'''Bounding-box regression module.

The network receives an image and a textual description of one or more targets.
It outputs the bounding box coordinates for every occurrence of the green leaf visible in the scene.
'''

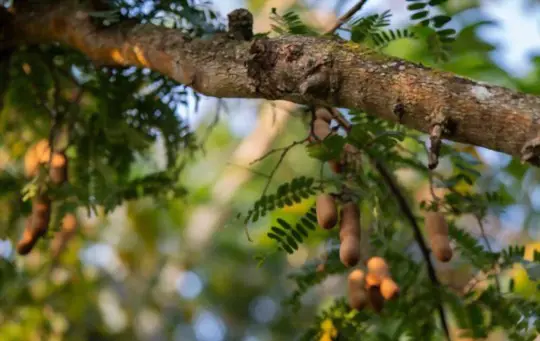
[290,229,303,243]
[411,11,429,20]
[407,3,427,10]
[277,218,293,230]
[437,28,456,37]
[296,223,308,237]
[271,226,287,236]
[286,235,299,250]
[431,15,451,28]
[301,217,316,230]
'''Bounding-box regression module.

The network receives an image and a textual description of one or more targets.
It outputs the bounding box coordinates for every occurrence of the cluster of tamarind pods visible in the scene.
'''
[16,139,77,256]
[309,107,453,312]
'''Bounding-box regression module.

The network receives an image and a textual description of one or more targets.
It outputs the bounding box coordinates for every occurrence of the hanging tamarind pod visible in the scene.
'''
[16,218,38,255]
[339,202,361,267]
[316,194,338,230]
[30,194,51,238]
[347,269,368,311]
[425,211,453,262]
[49,152,67,185]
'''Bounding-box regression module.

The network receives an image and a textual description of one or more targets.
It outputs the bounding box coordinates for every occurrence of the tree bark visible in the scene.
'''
[3,2,540,163]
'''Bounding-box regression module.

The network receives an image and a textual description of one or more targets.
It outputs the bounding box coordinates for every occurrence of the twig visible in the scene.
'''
[372,159,451,341]
[225,162,271,179]
[474,215,501,292]
[260,137,310,196]
[250,137,308,165]
[325,108,451,340]
[199,98,229,155]
[325,0,369,35]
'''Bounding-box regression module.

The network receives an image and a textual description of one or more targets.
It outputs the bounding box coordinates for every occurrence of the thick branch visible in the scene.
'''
[4,3,540,162]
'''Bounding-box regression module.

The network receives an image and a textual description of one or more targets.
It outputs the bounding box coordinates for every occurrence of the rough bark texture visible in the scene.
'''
[3,2,540,162]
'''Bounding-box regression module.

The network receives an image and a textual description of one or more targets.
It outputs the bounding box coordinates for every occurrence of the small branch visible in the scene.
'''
[250,137,308,166]
[199,98,229,155]
[372,159,451,341]
[474,215,501,292]
[325,0,369,35]
[258,137,310,196]
[324,107,450,339]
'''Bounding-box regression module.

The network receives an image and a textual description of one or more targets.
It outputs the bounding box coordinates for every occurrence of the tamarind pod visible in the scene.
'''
[16,218,38,255]
[314,108,334,123]
[339,202,360,242]
[24,146,39,178]
[343,143,356,154]
[347,269,368,310]
[347,269,365,289]
[365,272,383,288]
[367,286,384,313]
[425,212,449,238]
[348,269,368,311]
[31,194,51,238]
[312,119,331,140]
[349,289,368,311]
[328,160,344,174]
[425,212,453,262]
[338,202,361,267]
[51,213,77,258]
[49,152,67,185]
[316,194,338,230]
[34,139,51,164]
[339,237,360,267]
[380,277,400,300]
[431,235,453,262]
[366,256,390,279]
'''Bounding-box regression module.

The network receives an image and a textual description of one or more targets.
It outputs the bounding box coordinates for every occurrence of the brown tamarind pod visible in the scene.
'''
[347,269,368,310]
[340,237,360,268]
[314,107,334,123]
[31,194,51,238]
[366,257,390,278]
[380,277,400,300]
[425,212,453,262]
[431,234,453,262]
[49,152,67,185]
[367,286,385,313]
[339,202,361,267]
[16,219,38,255]
[328,159,344,174]
[34,139,51,164]
[365,272,383,288]
[339,202,360,241]
[24,146,39,178]
[51,213,78,258]
[312,118,331,140]
[316,194,338,230]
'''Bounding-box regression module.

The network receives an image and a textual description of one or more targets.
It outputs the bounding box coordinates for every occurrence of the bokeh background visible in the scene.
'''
[0,0,540,340]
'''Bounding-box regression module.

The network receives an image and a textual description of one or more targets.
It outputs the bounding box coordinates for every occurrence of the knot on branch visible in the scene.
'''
[227,8,253,41]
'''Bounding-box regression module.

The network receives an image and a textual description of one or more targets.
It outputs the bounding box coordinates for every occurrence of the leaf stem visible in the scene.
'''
[325,0,369,35]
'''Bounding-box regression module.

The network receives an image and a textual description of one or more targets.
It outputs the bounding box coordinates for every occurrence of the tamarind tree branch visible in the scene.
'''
[3,2,540,164]
[373,159,451,341]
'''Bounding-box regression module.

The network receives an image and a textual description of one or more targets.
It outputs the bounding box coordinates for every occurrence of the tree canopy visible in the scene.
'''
[0,0,539,340]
